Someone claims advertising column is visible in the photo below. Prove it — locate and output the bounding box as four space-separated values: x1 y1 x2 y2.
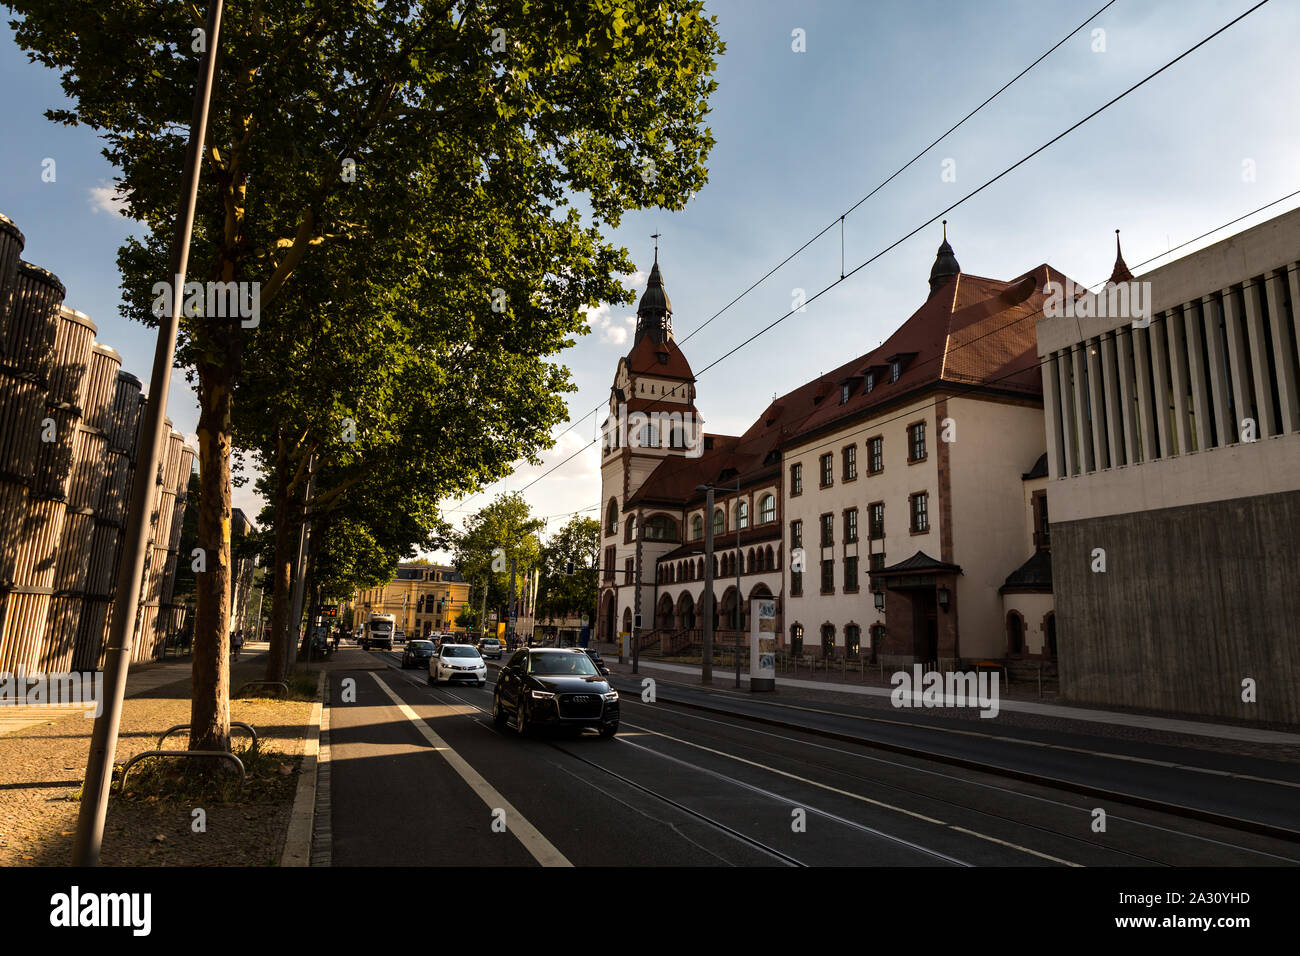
750 597 777 692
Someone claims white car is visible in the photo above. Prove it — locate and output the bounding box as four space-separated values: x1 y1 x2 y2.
428 643 487 686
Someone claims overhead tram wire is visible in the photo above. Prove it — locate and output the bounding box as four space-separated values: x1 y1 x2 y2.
461 0 1121 511
520 179 1296 513
513 1 1275 501
582 191 1300 494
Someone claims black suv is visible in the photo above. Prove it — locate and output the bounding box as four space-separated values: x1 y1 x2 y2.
493 648 619 739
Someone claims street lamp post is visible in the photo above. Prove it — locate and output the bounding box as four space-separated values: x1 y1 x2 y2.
697 483 714 683
733 476 742 689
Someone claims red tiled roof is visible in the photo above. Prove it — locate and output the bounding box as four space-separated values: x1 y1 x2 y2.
626 335 695 381
622 263 1079 510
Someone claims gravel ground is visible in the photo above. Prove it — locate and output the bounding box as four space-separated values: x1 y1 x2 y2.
0 658 318 867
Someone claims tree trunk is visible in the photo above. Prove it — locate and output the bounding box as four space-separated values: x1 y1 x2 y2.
189 360 233 753
265 439 294 684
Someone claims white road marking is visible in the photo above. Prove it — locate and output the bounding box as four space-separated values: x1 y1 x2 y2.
371 673 572 867
624 720 1082 867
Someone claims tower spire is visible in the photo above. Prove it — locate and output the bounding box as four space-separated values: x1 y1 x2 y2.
928 219 961 297
1109 228 1133 283
634 245 673 345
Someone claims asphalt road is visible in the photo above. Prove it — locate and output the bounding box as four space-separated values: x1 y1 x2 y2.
325 647 1300 867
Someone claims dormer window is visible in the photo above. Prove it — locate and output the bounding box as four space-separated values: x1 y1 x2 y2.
840 384 850 405
865 372 875 393
890 360 900 383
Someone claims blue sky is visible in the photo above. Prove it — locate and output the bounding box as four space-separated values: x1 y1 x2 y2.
3 0 1297 559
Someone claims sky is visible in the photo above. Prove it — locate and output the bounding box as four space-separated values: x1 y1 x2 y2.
2 0 1297 562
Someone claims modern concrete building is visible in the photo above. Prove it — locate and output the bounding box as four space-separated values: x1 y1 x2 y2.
1037 210 1300 723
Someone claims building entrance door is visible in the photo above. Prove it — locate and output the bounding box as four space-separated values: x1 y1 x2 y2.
911 590 938 663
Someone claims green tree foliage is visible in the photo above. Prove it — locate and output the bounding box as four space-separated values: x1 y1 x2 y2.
6 0 722 749
536 515 599 622
452 492 543 618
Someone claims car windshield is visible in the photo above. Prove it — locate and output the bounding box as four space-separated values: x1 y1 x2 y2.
441 646 480 658
412 641 434 650
529 652 599 677
482 639 499 645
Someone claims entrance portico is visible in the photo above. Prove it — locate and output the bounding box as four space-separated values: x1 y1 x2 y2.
869 551 961 666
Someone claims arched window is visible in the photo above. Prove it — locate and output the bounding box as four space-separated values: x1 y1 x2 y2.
713 508 725 536
698 558 705 579
821 624 835 656
606 498 618 535
643 513 678 542
625 515 637 543
738 500 749 530
1007 611 1025 656
845 624 861 658
759 494 775 524
765 546 775 571
691 514 703 540
790 624 804 655
747 548 756 573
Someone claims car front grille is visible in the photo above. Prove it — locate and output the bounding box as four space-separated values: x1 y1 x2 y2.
557 694 604 719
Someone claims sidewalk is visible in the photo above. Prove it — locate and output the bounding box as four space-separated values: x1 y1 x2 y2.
593 643 1300 752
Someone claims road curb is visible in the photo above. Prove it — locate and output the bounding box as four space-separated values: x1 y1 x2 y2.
622 678 1300 846
280 671 325 867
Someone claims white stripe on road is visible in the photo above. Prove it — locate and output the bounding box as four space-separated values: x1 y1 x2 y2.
371 673 572 867
624 720 1082 867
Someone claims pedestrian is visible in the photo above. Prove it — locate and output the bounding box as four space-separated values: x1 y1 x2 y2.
231 629 243 661
332 629 341 652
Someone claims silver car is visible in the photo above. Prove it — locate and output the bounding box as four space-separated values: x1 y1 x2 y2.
479 637 503 660
428 643 487 686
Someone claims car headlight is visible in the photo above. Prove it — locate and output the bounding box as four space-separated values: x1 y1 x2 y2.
603 690 619 701
531 690 555 700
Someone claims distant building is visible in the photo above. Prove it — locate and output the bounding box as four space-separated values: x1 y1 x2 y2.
1037 210 1300 723
352 563 470 638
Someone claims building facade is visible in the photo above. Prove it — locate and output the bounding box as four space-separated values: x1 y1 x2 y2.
598 235 1072 665
352 563 470 638
1037 209 1300 723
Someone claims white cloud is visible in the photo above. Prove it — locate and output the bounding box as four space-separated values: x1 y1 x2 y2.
582 302 634 346
88 181 128 216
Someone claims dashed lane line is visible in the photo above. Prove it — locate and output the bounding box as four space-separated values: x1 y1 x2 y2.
370 673 572 867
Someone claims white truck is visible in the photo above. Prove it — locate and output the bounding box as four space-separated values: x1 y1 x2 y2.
362 613 397 650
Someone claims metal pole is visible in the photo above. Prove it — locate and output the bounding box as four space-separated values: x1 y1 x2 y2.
701 484 714 683
735 477 741 689
632 510 643 675
72 0 224 867
509 555 517 647
286 453 316 672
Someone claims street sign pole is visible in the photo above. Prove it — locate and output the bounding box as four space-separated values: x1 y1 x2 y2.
72 0 225 867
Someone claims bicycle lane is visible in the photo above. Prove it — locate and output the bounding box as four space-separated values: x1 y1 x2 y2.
326 668 557 866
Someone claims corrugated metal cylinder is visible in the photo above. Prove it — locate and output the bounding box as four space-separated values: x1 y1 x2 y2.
3 261 64 378
48 305 96 408
0 370 45 482
106 371 142 453
10 495 63 588
85 522 120 597
0 590 49 672
66 424 108 511
31 404 78 499
40 594 81 672
72 597 109 671
83 343 121 432
97 451 132 526
52 508 93 593
0 213 25 349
